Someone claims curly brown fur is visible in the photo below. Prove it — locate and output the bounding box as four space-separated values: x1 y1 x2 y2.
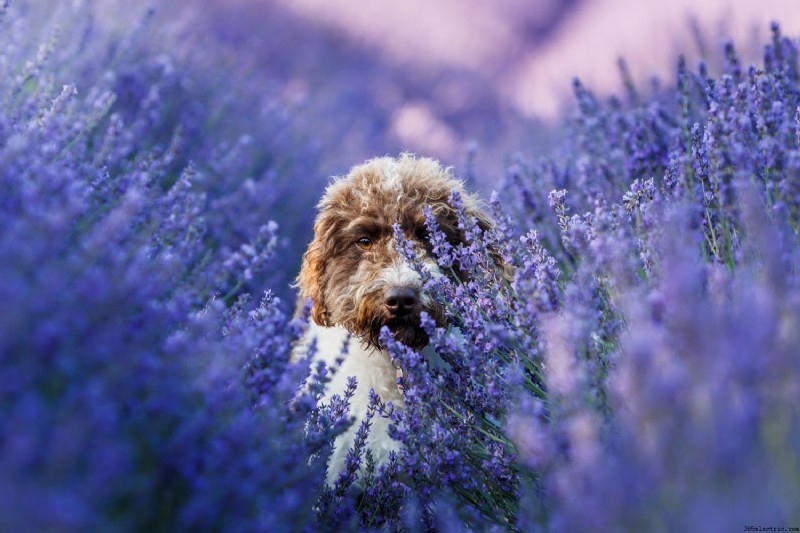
297 153 505 350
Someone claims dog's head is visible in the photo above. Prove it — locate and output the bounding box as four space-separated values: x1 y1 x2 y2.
297 154 504 350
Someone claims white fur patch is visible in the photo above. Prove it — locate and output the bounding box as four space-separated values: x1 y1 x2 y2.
295 322 403 487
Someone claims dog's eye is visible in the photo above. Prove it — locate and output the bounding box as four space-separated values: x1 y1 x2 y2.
356 237 373 250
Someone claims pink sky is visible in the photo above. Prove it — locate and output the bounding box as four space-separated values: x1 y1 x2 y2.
275 0 800 118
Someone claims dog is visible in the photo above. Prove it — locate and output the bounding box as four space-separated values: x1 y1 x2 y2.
294 153 500 486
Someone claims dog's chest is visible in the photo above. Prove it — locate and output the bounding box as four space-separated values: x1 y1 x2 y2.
299 322 404 407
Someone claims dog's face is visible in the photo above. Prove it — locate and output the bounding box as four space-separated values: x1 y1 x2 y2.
298 155 499 350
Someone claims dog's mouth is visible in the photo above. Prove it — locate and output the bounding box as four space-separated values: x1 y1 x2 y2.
364 305 447 350
381 316 429 349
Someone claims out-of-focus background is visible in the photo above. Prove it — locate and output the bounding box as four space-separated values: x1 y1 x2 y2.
199 0 798 171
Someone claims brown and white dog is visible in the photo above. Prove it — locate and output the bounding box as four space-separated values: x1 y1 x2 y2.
294 154 498 485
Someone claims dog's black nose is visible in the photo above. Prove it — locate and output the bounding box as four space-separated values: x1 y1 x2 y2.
384 287 418 317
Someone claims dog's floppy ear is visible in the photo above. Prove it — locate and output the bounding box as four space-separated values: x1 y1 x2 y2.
297 211 334 326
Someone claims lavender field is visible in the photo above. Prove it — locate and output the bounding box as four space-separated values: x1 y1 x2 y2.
2 1 799 531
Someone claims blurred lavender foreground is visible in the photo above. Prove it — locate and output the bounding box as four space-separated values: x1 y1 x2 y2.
1 0 800 532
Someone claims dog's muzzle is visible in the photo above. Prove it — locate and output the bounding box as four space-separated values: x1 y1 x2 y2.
380 286 430 349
